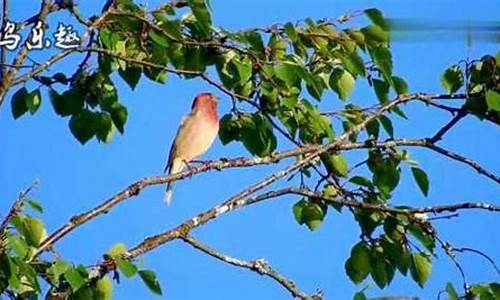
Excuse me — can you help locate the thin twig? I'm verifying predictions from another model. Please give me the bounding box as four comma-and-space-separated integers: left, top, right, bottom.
437, 237, 469, 293
181, 235, 321, 300
430, 108, 467, 142
453, 247, 500, 278
0, 182, 37, 234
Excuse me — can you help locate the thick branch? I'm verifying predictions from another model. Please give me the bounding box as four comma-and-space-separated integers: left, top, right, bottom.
181, 235, 321, 300
34, 134, 500, 257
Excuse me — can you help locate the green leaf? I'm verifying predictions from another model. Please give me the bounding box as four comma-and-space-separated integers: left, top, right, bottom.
373, 79, 390, 103
138, 270, 162, 295
302, 202, 326, 231
365, 8, 389, 31
95, 113, 114, 143
7, 235, 28, 258
446, 282, 459, 300
275, 63, 301, 87
330, 68, 355, 100
409, 224, 435, 252
378, 115, 393, 138
11, 87, 29, 119
298, 100, 334, 143
293, 198, 326, 230
110, 103, 128, 134
353, 291, 367, 300
50, 89, 84, 117
69, 110, 99, 144
366, 119, 380, 139
27, 198, 43, 213
409, 252, 432, 288
361, 25, 389, 46
440, 65, 464, 94
64, 267, 86, 291
95, 276, 113, 300
345, 242, 371, 284
371, 157, 400, 195
338, 51, 366, 77
99, 28, 119, 50
22, 217, 46, 247
160, 20, 183, 41
371, 46, 393, 80
485, 89, 500, 112
322, 154, 349, 177
392, 76, 409, 95
149, 30, 169, 47
187, 0, 212, 37
144, 67, 167, 84
119, 66, 142, 90
218, 114, 239, 145
292, 199, 308, 225
411, 167, 429, 197
243, 31, 265, 52
370, 256, 389, 288
26, 89, 42, 114
284, 22, 298, 41
349, 176, 373, 188
268, 33, 287, 60
491, 283, 500, 298
239, 113, 277, 157
117, 259, 138, 278
108, 243, 127, 258
47, 260, 70, 284
391, 105, 408, 119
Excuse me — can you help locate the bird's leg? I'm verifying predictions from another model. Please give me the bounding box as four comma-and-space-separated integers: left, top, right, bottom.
182, 160, 196, 178
190, 159, 214, 165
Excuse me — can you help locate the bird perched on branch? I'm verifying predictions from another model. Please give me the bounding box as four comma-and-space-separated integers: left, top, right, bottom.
164, 92, 220, 203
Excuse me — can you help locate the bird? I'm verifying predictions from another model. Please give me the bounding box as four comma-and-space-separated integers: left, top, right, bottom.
163, 92, 220, 204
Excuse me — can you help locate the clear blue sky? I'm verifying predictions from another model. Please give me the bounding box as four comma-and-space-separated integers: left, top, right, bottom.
1, 0, 499, 299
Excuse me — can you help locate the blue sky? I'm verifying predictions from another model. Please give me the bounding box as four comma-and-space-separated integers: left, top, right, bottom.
1, 0, 499, 299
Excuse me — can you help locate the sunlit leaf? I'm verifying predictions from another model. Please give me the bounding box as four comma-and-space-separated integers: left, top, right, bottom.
440, 65, 464, 94
409, 252, 432, 287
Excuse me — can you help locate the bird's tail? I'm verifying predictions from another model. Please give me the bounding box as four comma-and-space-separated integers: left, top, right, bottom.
164, 158, 183, 204
164, 183, 174, 204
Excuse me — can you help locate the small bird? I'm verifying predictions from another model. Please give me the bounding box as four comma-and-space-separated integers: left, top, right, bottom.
164, 92, 220, 203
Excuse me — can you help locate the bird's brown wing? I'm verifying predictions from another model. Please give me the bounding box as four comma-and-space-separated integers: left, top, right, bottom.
164, 114, 189, 173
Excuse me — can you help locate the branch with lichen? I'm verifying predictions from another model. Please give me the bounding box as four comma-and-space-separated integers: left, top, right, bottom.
180, 235, 322, 300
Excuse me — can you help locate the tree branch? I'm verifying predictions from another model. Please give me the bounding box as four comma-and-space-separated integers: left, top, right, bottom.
430, 108, 467, 142
425, 141, 500, 184
1, 0, 9, 81
0, 0, 54, 107
122, 185, 499, 265
0, 182, 38, 242
180, 235, 321, 300
33, 134, 500, 257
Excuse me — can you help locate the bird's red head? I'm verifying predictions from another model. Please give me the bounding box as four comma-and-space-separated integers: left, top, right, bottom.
191, 92, 218, 112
